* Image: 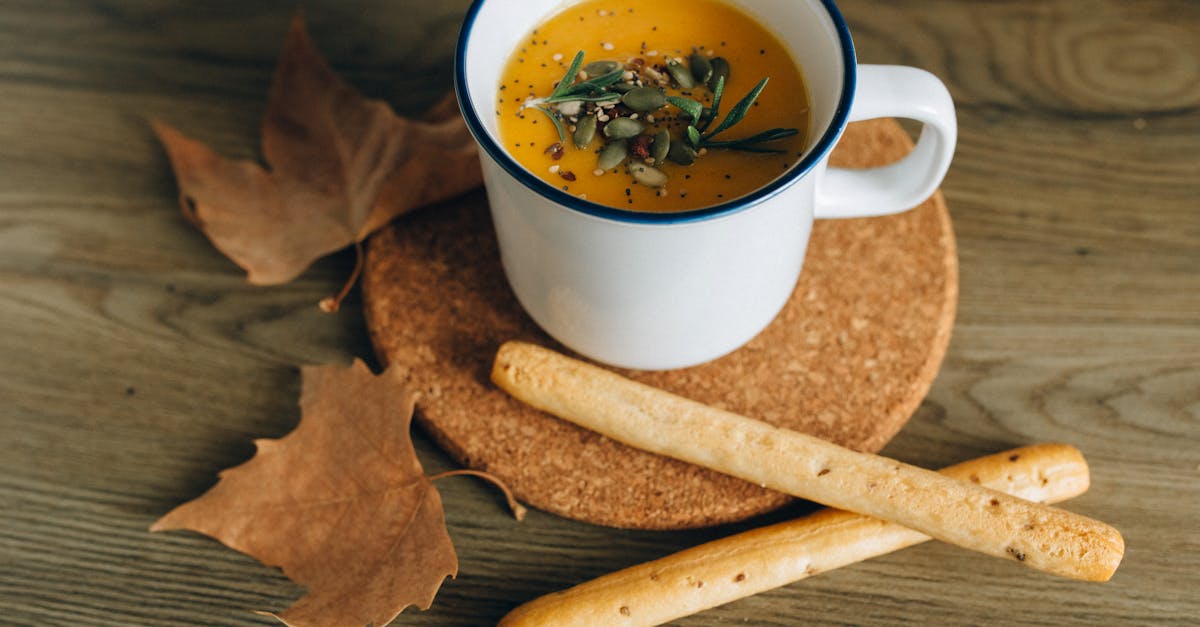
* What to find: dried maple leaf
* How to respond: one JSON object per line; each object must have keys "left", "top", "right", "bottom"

{"left": 153, "top": 15, "right": 481, "bottom": 296}
{"left": 151, "top": 360, "right": 457, "bottom": 626}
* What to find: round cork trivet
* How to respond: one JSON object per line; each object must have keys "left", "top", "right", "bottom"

{"left": 363, "top": 118, "right": 957, "bottom": 529}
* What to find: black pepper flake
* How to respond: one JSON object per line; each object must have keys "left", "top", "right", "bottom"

{"left": 759, "top": 49, "right": 766, "bottom": 54}
{"left": 717, "top": 193, "right": 724, "bottom": 198}
{"left": 125, "top": 386, "right": 136, "bottom": 396}
{"left": 499, "top": 85, "right": 506, "bottom": 91}
{"left": 1009, "top": 454, "right": 1020, "bottom": 462}
{"left": 1007, "top": 547, "right": 1027, "bottom": 561}
{"left": 724, "top": 174, "right": 731, "bottom": 179}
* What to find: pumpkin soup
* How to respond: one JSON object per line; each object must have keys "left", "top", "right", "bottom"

{"left": 495, "top": 0, "right": 811, "bottom": 212}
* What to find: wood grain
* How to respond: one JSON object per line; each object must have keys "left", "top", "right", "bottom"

{"left": 0, "top": 0, "right": 1196, "bottom": 625}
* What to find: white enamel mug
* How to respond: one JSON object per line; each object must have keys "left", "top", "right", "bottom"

{"left": 455, "top": 0, "right": 956, "bottom": 370}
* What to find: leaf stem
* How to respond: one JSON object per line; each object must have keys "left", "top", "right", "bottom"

{"left": 429, "top": 469, "right": 527, "bottom": 521}
{"left": 318, "top": 239, "right": 364, "bottom": 313}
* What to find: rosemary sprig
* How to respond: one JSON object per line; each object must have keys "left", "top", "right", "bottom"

{"left": 551, "top": 69, "right": 625, "bottom": 100}
{"left": 703, "top": 77, "right": 770, "bottom": 141}
{"left": 665, "top": 95, "right": 702, "bottom": 122}
{"left": 697, "top": 74, "right": 726, "bottom": 133}
{"left": 534, "top": 106, "right": 566, "bottom": 143}
{"left": 668, "top": 75, "right": 794, "bottom": 152}
{"left": 537, "top": 51, "right": 626, "bottom": 105}
{"left": 547, "top": 51, "right": 585, "bottom": 100}
{"left": 703, "top": 127, "right": 799, "bottom": 153}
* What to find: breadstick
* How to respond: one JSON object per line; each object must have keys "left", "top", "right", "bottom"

{"left": 500, "top": 444, "right": 1090, "bottom": 626}
{"left": 491, "top": 341, "right": 1123, "bottom": 582}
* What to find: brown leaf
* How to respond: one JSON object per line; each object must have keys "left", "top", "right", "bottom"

{"left": 154, "top": 15, "right": 481, "bottom": 285}
{"left": 152, "top": 360, "right": 457, "bottom": 626}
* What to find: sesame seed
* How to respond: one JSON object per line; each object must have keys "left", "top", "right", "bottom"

{"left": 602, "top": 41, "right": 615, "bottom": 51}
{"left": 593, "top": 168, "right": 605, "bottom": 176}
{"left": 549, "top": 164, "right": 560, "bottom": 173}
{"left": 552, "top": 52, "right": 563, "bottom": 61}
{"left": 645, "top": 50, "right": 658, "bottom": 57}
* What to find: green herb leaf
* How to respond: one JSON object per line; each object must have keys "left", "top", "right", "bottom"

{"left": 697, "top": 74, "right": 726, "bottom": 133}
{"left": 549, "top": 51, "right": 585, "bottom": 100}
{"left": 686, "top": 125, "right": 702, "bottom": 150}
{"left": 547, "top": 93, "right": 621, "bottom": 104}
{"left": 702, "top": 128, "right": 798, "bottom": 153}
{"left": 703, "top": 77, "right": 769, "bottom": 141}
{"left": 552, "top": 69, "right": 625, "bottom": 102}
{"left": 535, "top": 106, "right": 567, "bottom": 143}
{"left": 704, "top": 127, "right": 799, "bottom": 148}
{"left": 666, "top": 96, "right": 703, "bottom": 122}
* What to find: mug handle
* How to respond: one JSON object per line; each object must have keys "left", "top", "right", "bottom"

{"left": 815, "top": 65, "right": 957, "bottom": 219}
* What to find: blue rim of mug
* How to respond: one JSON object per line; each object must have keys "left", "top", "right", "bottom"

{"left": 454, "top": 0, "right": 857, "bottom": 225}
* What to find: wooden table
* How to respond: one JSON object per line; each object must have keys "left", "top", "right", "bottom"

{"left": 2, "top": 1, "right": 1197, "bottom": 624}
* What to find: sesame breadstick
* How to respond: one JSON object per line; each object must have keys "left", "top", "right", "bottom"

{"left": 500, "top": 444, "right": 1091, "bottom": 626}
{"left": 491, "top": 341, "right": 1123, "bottom": 583}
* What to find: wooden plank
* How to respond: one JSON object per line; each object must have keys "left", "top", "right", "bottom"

{"left": 0, "top": 0, "right": 1196, "bottom": 624}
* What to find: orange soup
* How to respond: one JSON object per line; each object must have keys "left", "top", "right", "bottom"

{"left": 495, "top": 0, "right": 811, "bottom": 212}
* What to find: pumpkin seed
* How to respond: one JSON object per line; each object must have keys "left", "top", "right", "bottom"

{"left": 603, "top": 116, "right": 645, "bottom": 140}
{"left": 620, "top": 86, "right": 666, "bottom": 113}
{"left": 573, "top": 115, "right": 597, "bottom": 149}
{"left": 689, "top": 53, "right": 713, "bottom": 85}
{"left": 667, "top": 140, "right": 696, "bottom": 165}
{"left": 666, "top": 59, "right": 695, "bottom": 89}
{"left": 630, "top": 163, "right": 669, "bottom": 188}
{"left": 651, "top": 129, "right": 670, "bottom": 165}
{"left": 583, "top": 60, "right": 620, "bottom": 76}
{"left": 707, "top": 57, "right": 730, "bottom": 91}
{"left": 597, "top": 140, "right": 628, "bottom": 170}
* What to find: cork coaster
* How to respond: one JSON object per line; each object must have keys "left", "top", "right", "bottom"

{"left": 363, "top": 118, "right": 957, "bottom": 529}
